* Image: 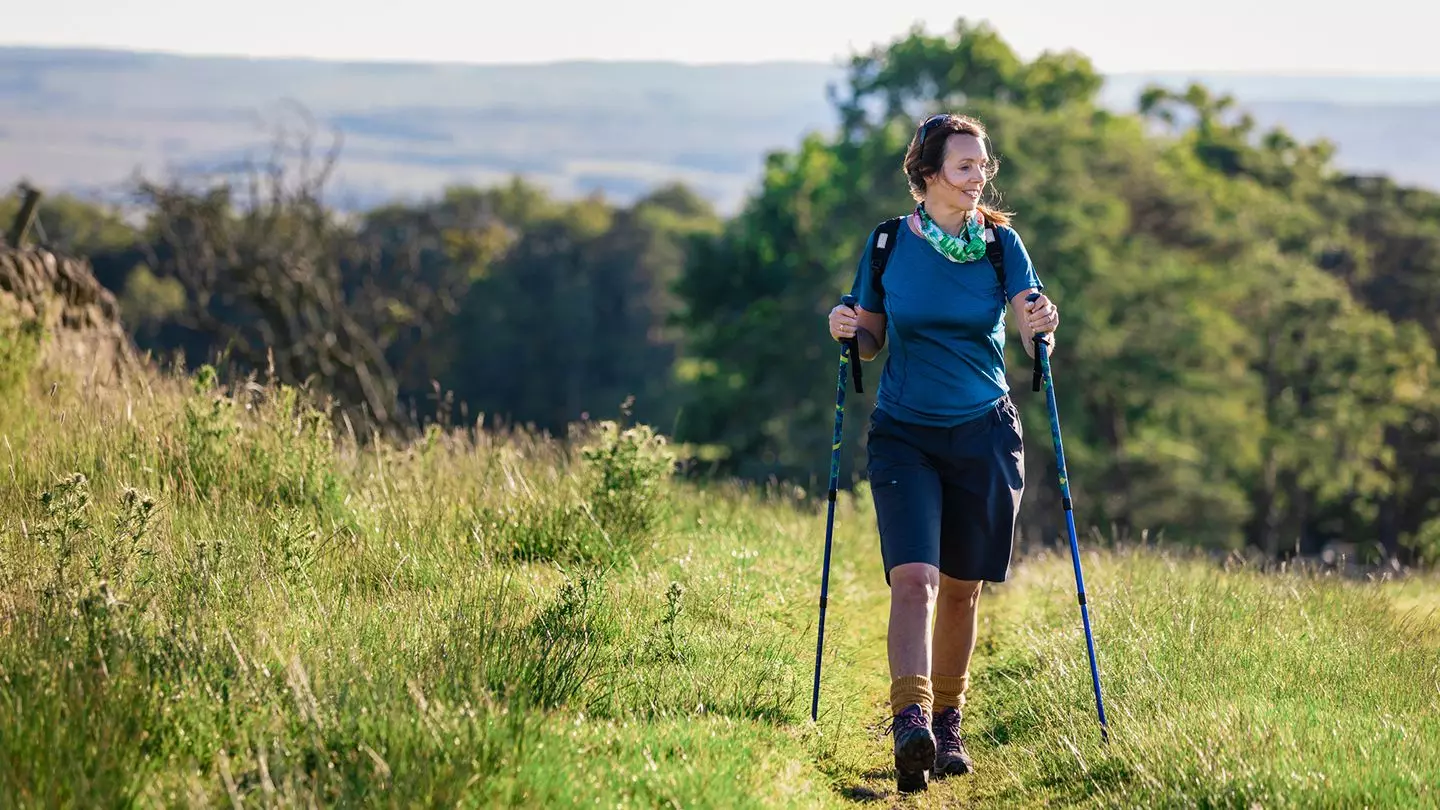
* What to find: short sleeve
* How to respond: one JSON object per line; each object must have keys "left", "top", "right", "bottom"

{"left": 1001, "top": 225, "right": 1044, "bottom": 301}
{"left": 849, "top": 229, "right": 884, "bottom": 313}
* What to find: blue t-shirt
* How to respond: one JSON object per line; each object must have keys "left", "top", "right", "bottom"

{"left": 849, "top": 217, "right": 1044, "bottom": 427}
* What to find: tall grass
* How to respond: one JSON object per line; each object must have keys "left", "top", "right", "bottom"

{"left": 1, "top": 332, "right": 1436, "bottom": 808}
{"left": 950, "top": 547, "right": 1440, "bottom": 808}
{"left": 0, "top": 349, "right": 845, "bottom": 807}
{"left": 804, "top": 540, "right": 1440, "bottom": 808}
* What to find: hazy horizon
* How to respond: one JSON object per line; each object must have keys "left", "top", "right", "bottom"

{"left": 7, "top": 8, "right": 1440, "bottom": 218}
{"left": 5, "top": 1, "right": 1438, "bottom": 75}
{"left": 7, "top": 42, "right": 1440, "bottom": 80}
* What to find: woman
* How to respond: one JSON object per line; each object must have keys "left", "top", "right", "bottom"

{"left": 827, "top": 112, "right": 1059, "bottom": 794}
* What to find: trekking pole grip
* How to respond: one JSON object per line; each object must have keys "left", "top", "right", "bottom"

{"left": 1026, "top": 292, "right": 1048, "bottom": 392}
{"left": 840, "top": 294, "right": 863, "bottom": 394}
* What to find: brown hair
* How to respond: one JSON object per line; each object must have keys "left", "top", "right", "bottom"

{"left": 902, "top": 113, "right": 1012, "bottom": 226}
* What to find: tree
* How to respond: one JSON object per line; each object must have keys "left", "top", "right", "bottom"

{"left": 672, "top": 17, "right": 1440, "bottom": 563}
{"left": 432, "top": 180, "right": 720, "bottom": 436}
{"left": 131, "top": 117, "right": 449, "bottom": 428}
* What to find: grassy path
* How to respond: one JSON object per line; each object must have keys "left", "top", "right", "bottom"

{"left": 806, "top": 535, "right": 1440, "bottom": 808}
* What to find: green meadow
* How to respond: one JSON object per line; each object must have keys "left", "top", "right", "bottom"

{"left": 1, "top": 339, "right": 1436, "bottom": 808}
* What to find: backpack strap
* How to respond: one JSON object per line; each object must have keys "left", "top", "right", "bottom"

{"left": 872, "top": 214, "right": 1008, "bottom": 303}
{"left": 868, "top": 216, "right": 905, "bottom": 304}
{"left": 984, "top": 221, "right": 1006, "bottom": 300}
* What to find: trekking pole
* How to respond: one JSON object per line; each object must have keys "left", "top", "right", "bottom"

{"left": 812, "top": 294, "right": 863, "bottom": 722}
{"left": 1025, "top": 292, "right": 1109, "bottom": 743}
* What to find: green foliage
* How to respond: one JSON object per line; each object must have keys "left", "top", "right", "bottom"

{"left": 177, "top": 364, "right": 240, "bottom": 496}
{"left": 30, "top": 474, "right": 159, "bottom": 606}
{"left": 482, "top": 404, "right": 677, "bottom": 567}
{"left": 245, "top": 384, "right": 348, "bottom": 514}
{"left": 580, "top": 407, "right": 678, "bottom": 541}
{"left": 34, "top": 472, "right": 94, "bottom": 598}
{"left": 1, "top": 337, "right": 1435, "bottom": 806}
{"left": 0, "top": 190, "right": 136, "bottom": 255}
{"left": 834, "top": 17, "right": 1101, "bottom": 129}
{"left": 433, "top": 180, "right": 721, "bottom": 435}
{"left": 117, "top": 263, "right": 186, "bottom": 328}
{"left": 6, "top": 18, "right": 1440, "bottom": 808}
{"left": 174, "top": 365, "right": 346, "bottom": 520}
{"left": 515, "top": 568, "right": 620, "bottom": 707}
{"left": 671, "top": 19, "right": 1440, "bottom": 562}
{"left": 11, "top": 15, "right": 1440, "bottom": 564}
{"left": 0, "top": 359, "right": 830, "bottom": 806}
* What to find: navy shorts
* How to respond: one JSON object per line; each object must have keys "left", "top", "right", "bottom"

{"left": 865, "top": 397, "right": 1025, "bottom": 584}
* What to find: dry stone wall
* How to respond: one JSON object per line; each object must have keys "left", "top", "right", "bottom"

{"left": 0, "top": 245, "right": 141, "bottom": 386}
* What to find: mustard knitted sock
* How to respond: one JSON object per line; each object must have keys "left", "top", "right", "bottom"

{"left": 889, "top": 675, "right": 934, "bottom": 717}
{"left": 933, "top": 673, "right": 969, "bottom": 712}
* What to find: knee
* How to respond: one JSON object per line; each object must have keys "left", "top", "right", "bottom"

{"left": 890, "top": 563, "right": 939, "bottom": 606}
{"left": 939, "top": 577, "right": 983, "bottom": 610}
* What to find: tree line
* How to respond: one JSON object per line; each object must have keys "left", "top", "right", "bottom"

{"left": 6, "top": 19, "right": 1439, "bottom": 565}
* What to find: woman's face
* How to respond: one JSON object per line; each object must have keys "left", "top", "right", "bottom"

{"left": 927, "top": 133, "right": 988, "bottom": 211}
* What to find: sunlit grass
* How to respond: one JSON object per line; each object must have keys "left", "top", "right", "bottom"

{"left": 1, "top": 338, "right": 1435, "bottom": 807}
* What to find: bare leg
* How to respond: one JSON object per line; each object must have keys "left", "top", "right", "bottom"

{"left": 930, "top": 574, "right": 982, "bottom": 776}
{"left": 888, "top": 562, "right": 939, "bottom": 678}
{"left": 932, "top": 575, "right": 983, "bottom": 698}
{"left": 887, "top": 561, "right": 940, "bottom": 792}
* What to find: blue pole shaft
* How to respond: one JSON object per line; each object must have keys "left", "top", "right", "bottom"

{"left": 813, "top": 294, "right": 858, "bottom": 722}
{"left": 1036, "top": 338, "right": 1109, "bottom": 742}
{"left": 1024, "top": 292, "right": 1108, "bottom": 743}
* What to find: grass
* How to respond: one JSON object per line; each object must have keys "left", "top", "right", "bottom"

{"left": 0, "top": 337, "right": 1437, "bottom": 807}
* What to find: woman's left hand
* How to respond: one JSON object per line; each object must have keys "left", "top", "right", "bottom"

{"left": 1024, "top": 293, "right": 1059, "bottom": 334}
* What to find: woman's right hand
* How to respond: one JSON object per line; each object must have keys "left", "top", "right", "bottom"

{"left": 828, "top": 303, "right": 858, "bottom": 342}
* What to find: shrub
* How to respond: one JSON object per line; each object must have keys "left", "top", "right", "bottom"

{"left": 579, "top": 416, "right": 676, "bottom": 548}
{"left": 484, "top": 410, "right": 676, "bottom": 567}
{"left": 174, "top": 366, "right": 347, "bottom": 520}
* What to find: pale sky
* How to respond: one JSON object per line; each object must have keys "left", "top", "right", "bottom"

{"left": 4, "top": 0, "right": 1437, "bottom": 75}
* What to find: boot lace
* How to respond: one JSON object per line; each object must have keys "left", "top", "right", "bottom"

{"left": 934, "top": 707, "right": 963, "bottom": 745}
{"left": 882, "top": 705, "right": 930, "bottom": 738}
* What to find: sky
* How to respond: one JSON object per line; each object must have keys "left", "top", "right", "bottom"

{"left": 3, "top": 0, "right": 1438, "bottom": 75}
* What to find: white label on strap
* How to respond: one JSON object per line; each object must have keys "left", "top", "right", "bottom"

{"left": 877, "top": 233, "right": 889, "bottom": 249}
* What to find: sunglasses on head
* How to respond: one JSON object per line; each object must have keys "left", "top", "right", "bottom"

{"left": 918, "top": 114, "right": 949, "bottom": 145}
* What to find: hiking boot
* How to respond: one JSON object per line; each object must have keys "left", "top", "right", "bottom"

{"left": 890, "top": 704, "right": 935, "bottom": 793}
{"left": 933, "top": 707, "right": 974, "bottom": 776}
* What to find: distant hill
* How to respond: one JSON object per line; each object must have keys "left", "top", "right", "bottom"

{"left": 4, "top": 46, "right": 1440, "bottom": 213}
